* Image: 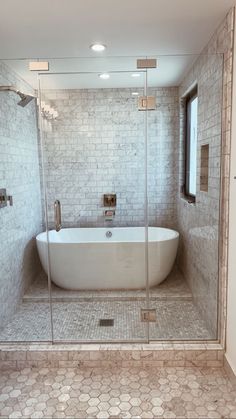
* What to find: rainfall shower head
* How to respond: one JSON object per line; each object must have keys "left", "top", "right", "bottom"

{"left": 16, "top": 91, "right": 35, "bottom": 107}
{"left": 0, "top": 85, "right": 36, "bottom": 107}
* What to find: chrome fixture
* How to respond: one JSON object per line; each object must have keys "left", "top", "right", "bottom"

{"left": 106, "top": 231, "right": 112, "bottom": 238}
{"left": 103, "top": 194, "right": 116, "bottom": 207}
{"left": 0, "top": 86, "right": 36, "bottom": 107}
{"left": 0, "top": 189, "right": 13, "bottom": 208}
{"left": 54, "top": 200, "right": 62, "bottom": 232}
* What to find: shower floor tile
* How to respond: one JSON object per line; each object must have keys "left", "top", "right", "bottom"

{"left": 0, "top": 300, "right": 212, "bottom": 342}
{"left": 24, "top": 267, "right": 192, "bottom": 302}
{"left": 0, "top": 365, "right": 236, "bottom": 418}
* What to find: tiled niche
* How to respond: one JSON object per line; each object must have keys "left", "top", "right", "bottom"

{"left": 200, "top": 144, "right": 209, "bottom": 192}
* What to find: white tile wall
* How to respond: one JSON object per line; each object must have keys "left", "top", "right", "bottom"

{"left": 41, "top": 87, "right": 179, "bottom": 229}
{"left": 177, "top": 9, "right": 234, "bottom": 336}
{"left": 0, "top": 61, "right": 43, "bottom": 329}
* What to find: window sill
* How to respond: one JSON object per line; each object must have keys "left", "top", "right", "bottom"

{"left": 180, "top": 194, "right": 196, "bottom": 205}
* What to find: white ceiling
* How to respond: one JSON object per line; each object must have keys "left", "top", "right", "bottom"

{"left": 0, "top": 0, "right": 234, "bottom": 89}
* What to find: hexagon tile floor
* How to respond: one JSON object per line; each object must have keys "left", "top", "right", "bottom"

{"left": 0, "top": 366, "right": 236, "bottom": 418}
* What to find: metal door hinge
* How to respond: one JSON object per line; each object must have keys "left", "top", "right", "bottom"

{"left": 137, "top": 59, "right": 157, "bottom": 69}
{"left": 138, "top": 96, "right": 156, "bottom": 111}
{"left": 29, "top": 61, "right": 49, "bottom": 71}
{"left": 141, "top": 309, "right": 157, "bottom": 322}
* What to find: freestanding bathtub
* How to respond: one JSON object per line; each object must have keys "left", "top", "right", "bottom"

{"left": 36, "top": 227, "right": 179, "bottom": 290}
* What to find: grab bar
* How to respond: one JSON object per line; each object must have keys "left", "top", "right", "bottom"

{"left": 54, "top": 200, "right": 62, "bottom": 232}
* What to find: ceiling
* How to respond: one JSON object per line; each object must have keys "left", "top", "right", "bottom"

{"left": 0, "top": 0, "right": 234, "bottom": 89}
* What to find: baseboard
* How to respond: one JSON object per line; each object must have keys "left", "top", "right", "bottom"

{"left": 224, "top": 355, "right": 236, "bottom": 387}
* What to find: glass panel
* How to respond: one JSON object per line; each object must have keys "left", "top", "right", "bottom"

{"left": 38, "top": 65, "right": 149, "bottom": 343}
{"left": 147, "top": 53, "right": 223, "bottom": 341}
{"left": 0, "top": 59, "right": 52, "bottom": 342}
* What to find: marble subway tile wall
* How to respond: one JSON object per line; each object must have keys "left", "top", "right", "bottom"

{"left": 0, "top": 61, "right": 43, "bottom": 330}
{"left": 147, "top": 88, "right": 179, "bottom": 227}
{"left": 41, "top": 87, "right": 179, "bottom": 229}
{"left": 177, "top": 9, "right": 234, "bottom": 336}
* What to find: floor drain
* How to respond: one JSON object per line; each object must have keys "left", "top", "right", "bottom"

{"left": 99, "top": 319, "right": 114, "bottom": 326}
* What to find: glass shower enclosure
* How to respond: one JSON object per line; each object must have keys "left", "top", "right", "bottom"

{"left": 0, "top": 53, "right": 224, "bottom": 344}
{"left": 38, "top": 60, "right": 151, "bottom": 343}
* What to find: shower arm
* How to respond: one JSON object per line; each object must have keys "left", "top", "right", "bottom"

{"left": 0, "top": 85, "right": 37, "bottom": 98}
{"left": 0, "top": 85, "right": 19, "bottom": 93}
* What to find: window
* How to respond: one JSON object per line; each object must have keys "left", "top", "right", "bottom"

{"left": 184, "top": 86, "right": 198, "bottom": 202}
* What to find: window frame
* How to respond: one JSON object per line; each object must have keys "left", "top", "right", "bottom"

{"left": 183, "top": 85, "right": 198, "bottom": 203}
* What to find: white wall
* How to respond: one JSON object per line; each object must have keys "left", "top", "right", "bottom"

{"left": 226, "top": 7, "right": 236, "bottom": 375}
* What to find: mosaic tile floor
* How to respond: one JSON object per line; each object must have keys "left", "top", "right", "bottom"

{"left": 0, "top": 365, "right": 236, "bottom": 418}
{"left": 0, "top": 300, "right": 211, "bottom": 342}
{"left": 0, "top": 268, "right": 214, "bottom": 342}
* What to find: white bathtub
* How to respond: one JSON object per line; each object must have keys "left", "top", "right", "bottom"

{"left": 36, "top": 227, "right": 179, "bottom": 290}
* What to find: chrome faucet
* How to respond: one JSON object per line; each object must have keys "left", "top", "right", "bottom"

{"left": 54, "top": 200, "right": 62, "bottom": 232}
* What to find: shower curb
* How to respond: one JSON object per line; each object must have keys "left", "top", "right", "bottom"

{"left": 0, "top": 342, "right": 224, "bottom": 370}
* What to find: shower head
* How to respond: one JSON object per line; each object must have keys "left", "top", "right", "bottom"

{"left": 16, "top": 92, "right": 35, "bottom": 107}
{"left": 0, "top": 85, "right": 36, "bottom": 107}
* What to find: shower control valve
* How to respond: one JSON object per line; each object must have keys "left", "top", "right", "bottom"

{"left": 0, "top": 189, "right": 13, "bottom": 208}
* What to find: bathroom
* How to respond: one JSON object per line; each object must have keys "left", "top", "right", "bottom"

{"left": 0, "top": 0, "right": 236, "bottom": 417}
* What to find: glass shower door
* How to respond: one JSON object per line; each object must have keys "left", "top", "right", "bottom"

{"left": 38, "top": 67, "right": 150, "bottom": 343}
{"left": 146, "top": 54, "right": 224, "bottom": 341}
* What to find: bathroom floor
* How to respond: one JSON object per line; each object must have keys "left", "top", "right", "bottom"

{"left": 0, "top": 268, "right": 213, "bottom": 342}
{"left": 0, "top": 365, "right": 236, "bottom": 418}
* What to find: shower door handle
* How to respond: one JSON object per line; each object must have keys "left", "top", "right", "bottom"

{"left": 54, "top": 200, "right": 62, "bottom": 232}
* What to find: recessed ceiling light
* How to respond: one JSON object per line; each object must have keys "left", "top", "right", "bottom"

{"left": 90, "top": 43, "right": 106, "bottom": 52}
{"left": 132, "top": 92, "right": 139, "bottom": 96}
{"left": 131, "top": 73, "right": 141, "bottom": 78}
{"left": 99, "top": 73, "right": 110, "bottom": 80}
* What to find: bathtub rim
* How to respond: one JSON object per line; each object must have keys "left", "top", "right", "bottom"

{"left": 36, "top": 226, "right": 179, "bottom": 245}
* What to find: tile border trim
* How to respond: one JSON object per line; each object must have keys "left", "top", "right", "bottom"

{"left": 0, "top": 343, "right": 224, "bottom": 370}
